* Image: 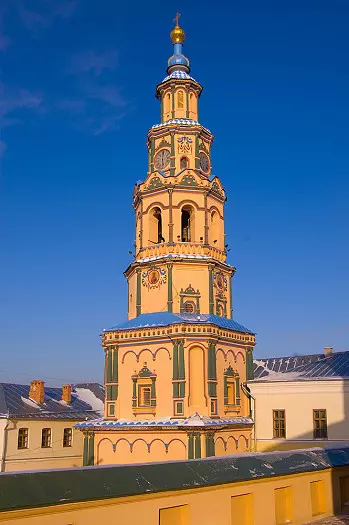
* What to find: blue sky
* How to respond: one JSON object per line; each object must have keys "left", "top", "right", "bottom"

{"left": 0, "top": 0, "right": 348, "bottom": 385}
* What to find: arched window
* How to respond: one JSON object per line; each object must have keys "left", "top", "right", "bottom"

{"left": 180, "top": 156, "right": 189, "bottom": 169}
{"left": 217, "top": 303, "right": 224, "bottom": 317}
{"left": 164, "top": 92, "right": 171, "bottom": 114}
{"left": 189, "top": 92, "right": 197, "bottom": 116}
{"left": 210, "top": 210, "right": 219, "bottom": 245}
{"left": 181, "top": 205, "right": 194, "bottom": 242}
{"left": 177, "top": 90, "right": 184, "bottom": 109}
{"left": 149, "top": 207, "right": 163, "bottom": 244}
{"left": 184, "top": 301, "right": 196, "bottom": 314}
{"left": 224, "top": 366, "right": 241, "bottom": 408}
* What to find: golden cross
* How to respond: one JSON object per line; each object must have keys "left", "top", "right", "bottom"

{"left": 174, "top": 13, "right": 181, "bottom": 27}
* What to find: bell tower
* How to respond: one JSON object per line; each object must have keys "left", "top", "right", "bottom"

{"left": 78, "top": 17, "right": 255, "bottom": 467}
{"left": 126, "top": 16, "right": 232, "bottom": 320}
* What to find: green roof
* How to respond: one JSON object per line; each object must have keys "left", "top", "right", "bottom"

{"left": 0, "top": 446, "right": 348, "bottom": 512}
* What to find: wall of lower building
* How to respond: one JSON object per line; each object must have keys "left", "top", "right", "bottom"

{"left": 3, "top": 418, "right": 84, "bottom": 472}
{"left": 2, "top": 466, "right": 349, "bottom": 524}
{"left": 93, "top": 427, "right": 253, "bottom": 465}
{"left": 248, "top": 379, "right": 349, "bottom": 452}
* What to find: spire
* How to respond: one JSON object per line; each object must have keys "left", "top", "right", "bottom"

{"left": 167, "top": 14, "right": 190, "bottom": 74}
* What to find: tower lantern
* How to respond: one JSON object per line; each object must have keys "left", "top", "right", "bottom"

{"left": 77, "top": 18, "right": 256, "bottom": 466}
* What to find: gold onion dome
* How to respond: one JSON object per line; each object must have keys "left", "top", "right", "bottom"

{"left": 170, "top": 24, "right": 185, "bottom": 44}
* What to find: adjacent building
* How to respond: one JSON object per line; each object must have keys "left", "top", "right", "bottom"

{"left": 248, "top": 347, "right": 349, "bottom": 452}
{"left": 77, "top": 19, "right": 256, "bottom": 465}
{"left": 0, "top": 380, "right": 104, "bottom": 472}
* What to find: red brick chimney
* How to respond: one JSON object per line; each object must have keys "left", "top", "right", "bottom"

{"left": 29, "top": 380, "right": 45, "bottom": 404}
{"left": 62, "top": 384, "right": 72, "bottom": 404}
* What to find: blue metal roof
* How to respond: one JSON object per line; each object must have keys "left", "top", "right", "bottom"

{"left": 0, "top": 383, "right": 104, "bottom": 419}
{"left": 253, "top": 351, "right": 349, "bottom": 381}
{"left": 106, "top": 312, "right": 253, "bottom": 334}
{"left": 253, "top": 354, "right": 325, "bottom": 379}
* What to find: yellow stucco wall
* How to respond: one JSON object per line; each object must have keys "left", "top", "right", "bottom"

{"left": 248, "top": 379, "right": 349, "bottom": 452}
{"left": 2, "top": 418, "right": 84, "bottom": 472}
{"left": 2, "top": 467, "right": 347, "bottom": 524}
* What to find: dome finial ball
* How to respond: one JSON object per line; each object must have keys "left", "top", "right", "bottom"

{"left": 170, "top": 13, "right": 185, "bottom": 44}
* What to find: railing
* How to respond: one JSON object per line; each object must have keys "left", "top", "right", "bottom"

{"left": 137, "top": 242, "right": 226, "bottom": 262}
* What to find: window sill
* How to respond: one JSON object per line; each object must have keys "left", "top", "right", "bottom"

{"left": 133, "top": 406, "right": 156, "bottom": 415}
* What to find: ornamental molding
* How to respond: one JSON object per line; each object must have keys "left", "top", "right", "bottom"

{"left": 142, "top": 266, "right": 167, "bottom": 289}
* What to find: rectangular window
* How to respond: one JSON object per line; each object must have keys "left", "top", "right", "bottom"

{"left": 174, "top": 400, "right": 184, "bottom": 416}
{"left": 210, "top": 399, "right": 218, "bottom": 415}
{"left": 274, "top": 486, "right": 294, "bottom": 525}
{"left": 273, "top": 410, "right": 286, "bottom": 438}
{"left": 231, "top": 494, "right": 254, "bottom": 525}
{"left": 227, "top": 380, "right": 236, "bottom": 405}
{"left": 41, "top": 428, "right": 51, "bottom": 448}
{"left": 63, "top": 428, "right": 72, "bottom": 447}
{"left": 310, "top": 480, "right": 326, "bottom": 516}
{"left": 17, "top": 428, "right": 28, "bottom": 449}
{"left": 138, "top": 385, "right": 151, "bottom": 407}
{"left": 313, "top": 409, "right": 328, "bottom": 439}
{"left": 108, "top": 403, "right": 115, "bottom": 416}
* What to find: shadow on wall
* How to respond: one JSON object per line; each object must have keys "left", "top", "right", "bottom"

{"left": 252, "top": 353, "right": 349, "bottom": 517}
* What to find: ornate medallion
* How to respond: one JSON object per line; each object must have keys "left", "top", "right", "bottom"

{"left": 142, "top": 267, "right": 167, "bottom": 289}
{"left": 213, "top": 271, "right": 227, "bottom": 292}
{"left": 177, "top": 136, "right": 192, "bottom": 154}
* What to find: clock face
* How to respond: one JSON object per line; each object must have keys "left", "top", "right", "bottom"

{"left": 154, "top": 149, "right": 171, "bottom": 169}
{"left": 199, "top": 152, "right": 210, "bottom": 173}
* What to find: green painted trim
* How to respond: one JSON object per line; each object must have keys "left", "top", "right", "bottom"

{"left": 209, "top": 267, "right": 214, "bottom": 314}
{"left": 88, "top": 434, "right": 94, "bottom": 466}
{"left": 179, "top": 381, "right": 185, "bottom": 398}
{"left": 136, "top": 270, "right": 141, "bottom": 317}
{"left": 83, "top": 435, "right": 89, "bottom": 466}
{"left": 167, "top": 264, "right": 173, "bottom": 312}
{"left": 195, "top": 136, "right": 200, "bottom": 169}
{"left": 112, "top": 348, "right": 118, "bottom": 382}
{"left": 205, "top": 434, "right": 215, "bottom": 457}
{"left": 235, "top": 377, "right": 241, "bottom": 405}
{"left": 178, "top": 339, "right": 185, "bottom": 381}
{"left": 132, "top": 379, "right": 137, "bottom": 407}
{"left": 171, "top": 86, "right": 175, "bottom": 118}
{"left": 173, "top": 340, "right": 179, "bottom": 398}
{"left": 160, "top": 95, "right": 164, "bottom": 122}
{"left": 188, "top": 433, "right": 194, "bottom": 459}
{"left": 150, "top": 140, "right": 155, "bottom": 172}
{"left": 107, "top": 351, "right": 112, "bottom": 383}
{"left": 170, "top": 133, "right": 175, "bottom": 177}
{"left": 194, "top": 433, "right": 201, "bottom": 459}
{"left": 224, "top": 375, "right": 228, "bottom": 405}
{"left": 207, "top": 343, "right": 212, "bottom": 380}
{"left": 173, "top": 341, "right": 179, "bottom": 380}
{"left": 186, "top": 89, "right": 189, "bottom": 118}
{"left": 151, "top": 377, "right": 156, "bottom": 406}
{"left": 208, "top": 343, "right": 217, "bottom": 397}
{"left": 246, "top": 347, "right": 254, "bottom": 380}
